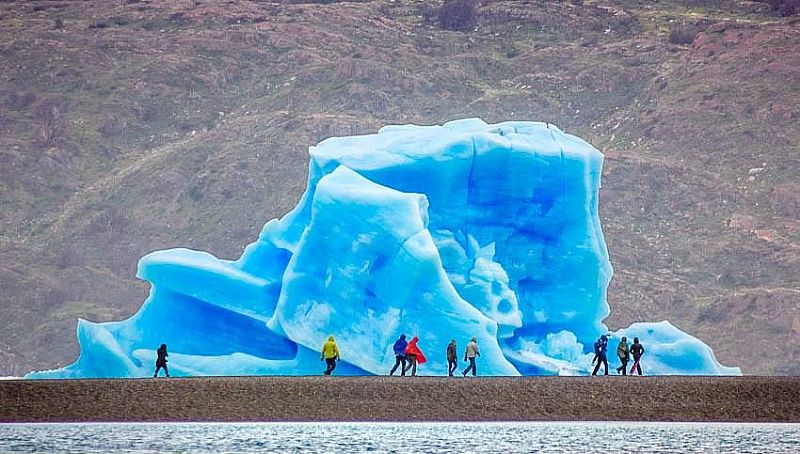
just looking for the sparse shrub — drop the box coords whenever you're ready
[5,91,37,110]
[33,96,67,147]
[43,289,67,306]
[53,18,64,29]
[187,184,203,202]
[97,117,128,138]
[169,12,189,26]
[581,33,600,47]
[88,17,128,29]
[754,0,799,15]
[419,3,438,25]
[55,246,80,269]
[438,0,479,32]
[501,37,520,58]
[88,19,109,29]
[669,25,698,45]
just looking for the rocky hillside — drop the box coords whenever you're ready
[1,0,798,376]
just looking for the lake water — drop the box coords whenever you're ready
[1,421,798,453]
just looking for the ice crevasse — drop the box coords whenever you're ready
[28,118,740,378]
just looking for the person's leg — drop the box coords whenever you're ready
[602,356,608,375]
[470,357,477,376]
[591,359,601,376]
[636,362,642,375]
[463,358,474,376]
[621,359,628,375]
[331,358,337,375]
[411,356,417,376]
[403,355,413,375]
[153,365,160,377]
[630,359,640,375]
[164,364,169,377]
[390,356,400,375]
[400,356,407,376]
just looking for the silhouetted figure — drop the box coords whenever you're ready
[629,337,645,376]
[321,335,340,376]
[153,344,169,378]
[446,339,458,376]
[403,336,426,376]
[591,335,609,376]
[616,336,630,375]
[462,337,480,376]
[389,334,408,376]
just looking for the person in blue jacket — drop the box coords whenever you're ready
[389,334,408,376]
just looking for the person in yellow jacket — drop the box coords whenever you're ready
[321,335,340,376]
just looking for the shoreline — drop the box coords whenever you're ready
[2,376,799,423]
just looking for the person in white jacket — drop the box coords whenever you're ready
[462,337,480,376]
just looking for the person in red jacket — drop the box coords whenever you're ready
[402,336,427,376]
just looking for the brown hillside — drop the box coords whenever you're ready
[0,0,798,375]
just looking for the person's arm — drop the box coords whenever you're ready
[476,345,481,357]
[334,344,340,360]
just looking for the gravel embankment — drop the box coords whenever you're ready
[2,376,799,422]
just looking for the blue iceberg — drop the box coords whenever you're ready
[28,119,739,378]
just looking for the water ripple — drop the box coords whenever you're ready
[0,421,798,453]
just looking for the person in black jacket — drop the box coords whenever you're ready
[629,337,645,376]
[591,335,609,376]
[153,344,169,378]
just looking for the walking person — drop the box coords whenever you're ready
[402,336,426,376]
[153,343,169,378]
[616,336,630,375]
[629,337,645,376]
[389,334,408,376]
[446,339,458,376]
[591,334,609,376]
[321,335,340,376]
[462,337,480,376]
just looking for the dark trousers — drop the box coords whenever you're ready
[448,358,458,376]
[592,354,608,375]
[463,357,477,376]
[630,357,642,375]
[324,358,337,375]
[154,364,169,377]
[403,354,417,376]
[617,358,628,375]
[390,355,407,376]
